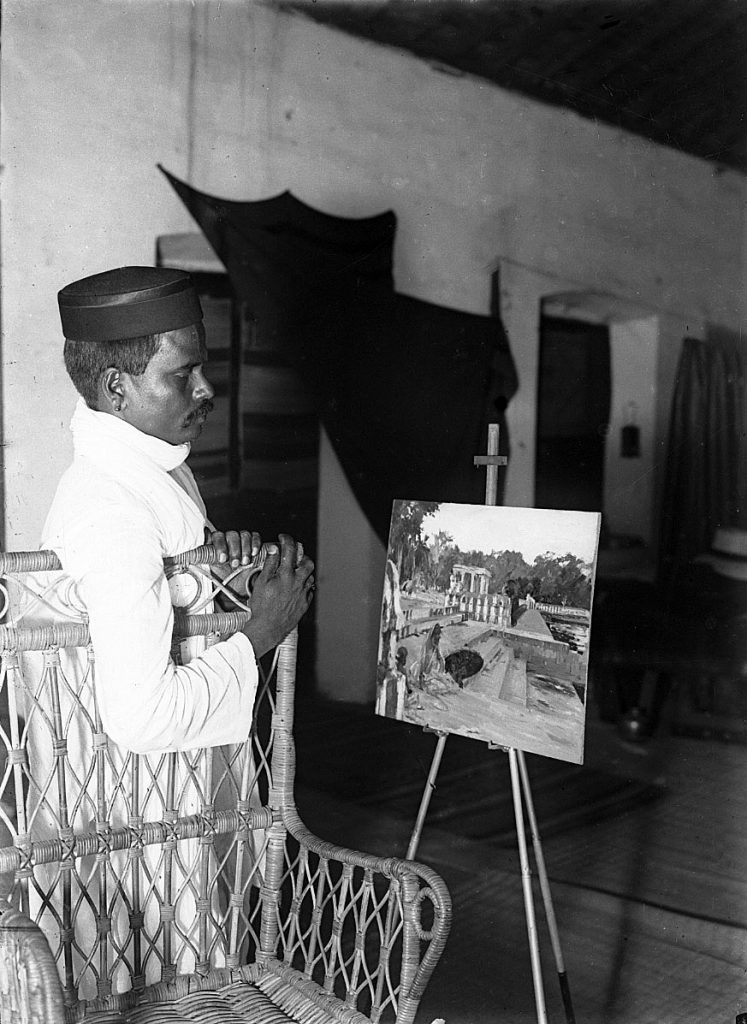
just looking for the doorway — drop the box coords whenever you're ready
[535,314,611,512]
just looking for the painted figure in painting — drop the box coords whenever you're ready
[503,578,521,627]
[408,623,458,697]
[376,559,407,718]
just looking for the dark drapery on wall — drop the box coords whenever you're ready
[299,286,517,540]
[160,166,518,545]
[658,330,745,587]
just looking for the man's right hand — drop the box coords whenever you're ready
[240,534,315,657]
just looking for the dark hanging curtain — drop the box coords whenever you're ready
[301,287,518,539]
[658,328,745,588]
[160,166,518,545]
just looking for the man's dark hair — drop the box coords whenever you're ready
[63,334,161,407]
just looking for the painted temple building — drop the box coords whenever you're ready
[449,564,491,595]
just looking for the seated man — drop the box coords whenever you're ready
[25,266,315,995]
[50,265,315,752]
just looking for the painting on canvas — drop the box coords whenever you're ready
[375,500,602,764]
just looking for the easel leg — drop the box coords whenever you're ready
[406,732,448,860]
[518,749,576,1024]
[509,747,548,1024]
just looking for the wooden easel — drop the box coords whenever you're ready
[405,424,575,1024]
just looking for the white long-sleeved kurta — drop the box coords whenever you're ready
[42,399,258,752]
[24,400,261,998]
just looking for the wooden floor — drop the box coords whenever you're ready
[295,687,747,1024]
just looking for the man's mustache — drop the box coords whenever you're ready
[185,399,214,424]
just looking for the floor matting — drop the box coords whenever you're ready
[295,696,747,1024]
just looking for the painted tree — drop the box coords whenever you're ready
[389,500,440,582]
[531,552,592,607]
[429,531,456,591]
[489,550,531,592]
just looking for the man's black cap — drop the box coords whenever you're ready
[58,266,203,342]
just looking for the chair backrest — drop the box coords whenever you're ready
[0,547,288,1009]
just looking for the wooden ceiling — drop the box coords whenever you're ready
[282,0,747,175]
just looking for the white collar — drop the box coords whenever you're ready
[70,398,191,473]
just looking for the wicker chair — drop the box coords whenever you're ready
[0,548,451,1023]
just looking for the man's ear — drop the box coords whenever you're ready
[101,367,126,414]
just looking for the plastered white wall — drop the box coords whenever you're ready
[2,0,745,701]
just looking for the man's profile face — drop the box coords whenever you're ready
[119,323,214,445]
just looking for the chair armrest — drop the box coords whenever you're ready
[0,906,65,1024]
[273,808,451,1024]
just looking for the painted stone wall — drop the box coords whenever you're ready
[2,0,745,700]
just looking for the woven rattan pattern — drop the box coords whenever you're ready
[0,549,450,1023]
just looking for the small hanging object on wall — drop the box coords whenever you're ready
[621,400,641,458]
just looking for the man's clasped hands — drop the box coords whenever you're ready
[208,529,315,658]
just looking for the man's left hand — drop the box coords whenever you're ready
[208,528,262,569]
[208,529,263,608]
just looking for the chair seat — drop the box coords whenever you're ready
[67,964,373,1024]
[83,985,297,1023]
[80,984,295,1023]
